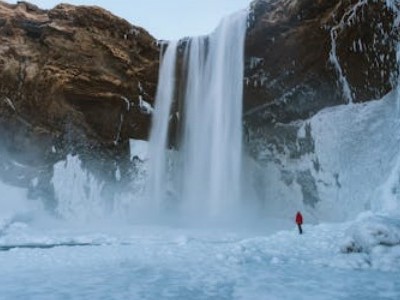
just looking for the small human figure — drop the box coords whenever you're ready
[295,211,303,235]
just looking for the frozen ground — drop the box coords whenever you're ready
[0,213,399,300]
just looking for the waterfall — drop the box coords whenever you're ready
[147,11,247,220]
[147,41,179,211]
[179,11,247,218]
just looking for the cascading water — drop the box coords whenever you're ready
[147,41,179,211]
[179,11,247,218]
[147,11,248,220]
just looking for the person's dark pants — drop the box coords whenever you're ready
[297,224,303,234]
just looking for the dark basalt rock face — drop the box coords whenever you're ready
[0,1,159,204]
[244,0,398,124]
[243,0,400,210]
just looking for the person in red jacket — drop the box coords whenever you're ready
[295,211,303,234]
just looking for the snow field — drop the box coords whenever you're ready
[0,215,399,299]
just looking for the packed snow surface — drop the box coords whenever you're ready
[0,208,399,300]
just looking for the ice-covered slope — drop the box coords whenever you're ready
[244,0,400,223]
[252,90,400,222]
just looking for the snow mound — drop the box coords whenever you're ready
[340,213,400,271]
[342,214,400,253]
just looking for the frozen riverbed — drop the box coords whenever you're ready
[0,215,399,300]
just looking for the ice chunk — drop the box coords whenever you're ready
[129,139,149,161]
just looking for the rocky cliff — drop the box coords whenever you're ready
[0,1,158,161]
[243,0,399,164]
[2,0,398,164]
[244,0,398,125]
[0,1,159,195]
[0,1,160,204]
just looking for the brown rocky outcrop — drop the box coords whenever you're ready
[0,1,160,203]
[0,1,159,165]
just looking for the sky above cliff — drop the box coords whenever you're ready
[9,0,252,40]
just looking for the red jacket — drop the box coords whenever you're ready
[296,212,303,225]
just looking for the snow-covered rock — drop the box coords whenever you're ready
[340,213,400,271]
